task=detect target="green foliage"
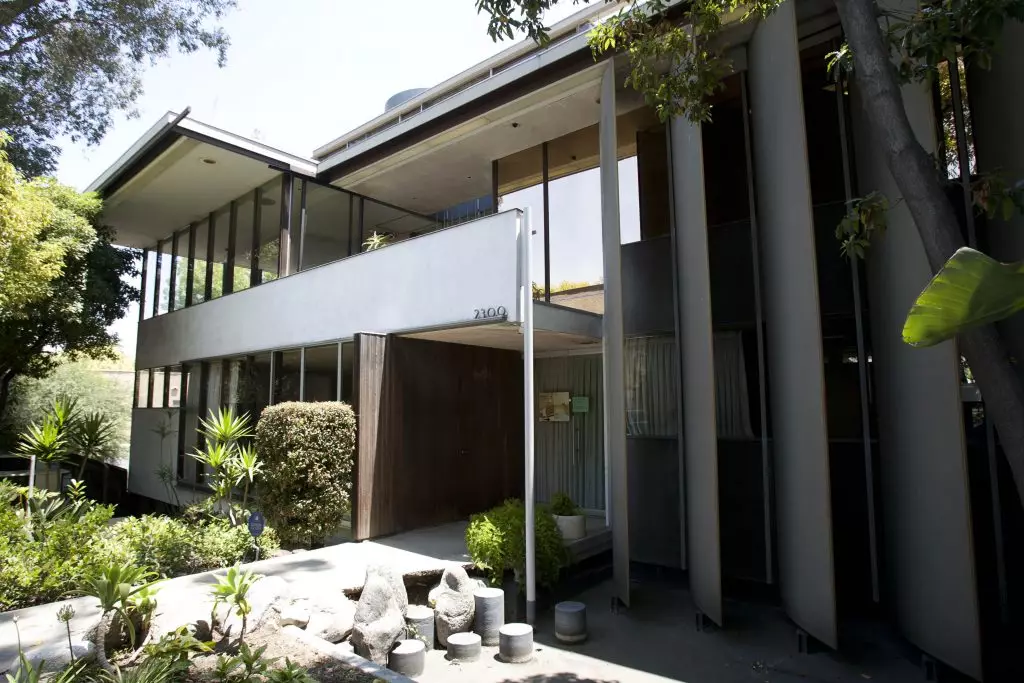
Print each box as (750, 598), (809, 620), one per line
(16, 415), (67, 464)
(265, 661), (314, 683)
(94, 655), (189, 683)
(0, 497), (117, 611)
(97, 514), (278, 579)
(255, 402), (356, 546)
(143, 625), (213, 664)
(71, 412), (117, 477)
(465, 498), (567, 589)
(0, 1), (235, 177)
(211, 644), (273, 683)
(835, 191), (893, 259)
(903, 247), (1024, 347)
(5, 653), (43, 683)
(361, 231), (393, 251)
(549, 492), (581, 517)
(190, 408), (258, 524)
(211, 565), (261, 643)
(79, 563), (161, 647)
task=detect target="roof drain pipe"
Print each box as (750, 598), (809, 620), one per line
(521, 207), (537, 625)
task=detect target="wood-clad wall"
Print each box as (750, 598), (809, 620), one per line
(353, 334), (524, 540)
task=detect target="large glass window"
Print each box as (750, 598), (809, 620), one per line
(211, 204), (231, 299)
(221, 353), (271, 421)
(151, 369), (166, 409)
(168, 369), (182, 408)
(303, 344), (339, 401)
(272, 349), (301, 403)
(341, 342), (355, 404)
(171, 230), (188, 311)
(234, 193), (255, 291)
(302, 184), (352, 270)
(135, 369), (150, 408)
(625, 336), (678, 437)
(142, 250), (157, 320)
(192, 219), (210, 305)
(549, 168), (603, 305)
(256, 177), (282, 283)
(362, 198), (434, 250)
(156, 241), (171, 315)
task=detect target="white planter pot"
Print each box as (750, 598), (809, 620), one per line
(554, 514), (586, 542)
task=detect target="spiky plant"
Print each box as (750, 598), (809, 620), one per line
(72, 412), (115, 479)
(210, 565), (261, 645)
(79, 564), (161, 672)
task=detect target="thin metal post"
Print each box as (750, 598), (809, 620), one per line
(522, 208), (537, 625)
(152, 240), (163, 317)
(298, 180), (308, 271)
(542, 142), (551, 301)
(299, 347), (306, 402)
(492, 159), (500, 215)
(225, 201), (237, 295)
(186, 224), (196, 307)
(251, 190), (261, 287)
(836, 68), (879, 603)
(279, 176), (293, 277)
(741, 71), (775, 585)
(205, 212), (215, 300)
(168, 231), (179, 312)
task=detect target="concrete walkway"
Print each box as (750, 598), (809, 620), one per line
(0, 521), (471, 672)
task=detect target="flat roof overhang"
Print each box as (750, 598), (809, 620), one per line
(88, 112), (316, 249)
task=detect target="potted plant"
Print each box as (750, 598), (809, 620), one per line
(550, 492), (586, 541)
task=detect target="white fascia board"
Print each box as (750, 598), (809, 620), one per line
(311, 1), (620, 160)
(316, 29), (595, 176)
(175, 118), (317, 176)
(86, 111), (183, 193)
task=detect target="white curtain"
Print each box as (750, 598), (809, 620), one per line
(713, 331), (755, 440)
(624, 333), (755, 440)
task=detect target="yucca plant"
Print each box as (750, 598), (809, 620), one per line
(95, 655), (188, 683)
(80, 564), (161, 672)
(235, 445), (262, 512)
(210, 565), (261, 644)
(16, 416), (67, 496)
(72, 412), (115, 479)
(198, 408), (252, 448)
(362, 231), (392, 251)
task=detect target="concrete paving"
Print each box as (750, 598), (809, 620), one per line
(415, 579), (923, 683)
(0, 521), (471, 672)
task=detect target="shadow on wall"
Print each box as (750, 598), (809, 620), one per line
(495, 675), (619, 683)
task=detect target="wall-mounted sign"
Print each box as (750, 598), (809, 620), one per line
(571, 396), (590, 414)
(539, 391), (571, 422)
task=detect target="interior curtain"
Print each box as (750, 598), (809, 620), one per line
(713, 331), (755, 440)
(625, 336), (678, 437)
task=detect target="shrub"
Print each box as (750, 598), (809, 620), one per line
(465, 498), (567, 589)
(0, 499), (117, 611)
(549, 492), (581, 517)
(98, 514), (279, 579)
(255, 402), (355, 546)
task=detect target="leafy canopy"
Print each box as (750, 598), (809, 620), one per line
(0, 0), (236, 176)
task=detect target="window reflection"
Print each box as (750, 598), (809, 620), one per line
(257, 177), (282, 283)
(303, 344), (339, 401)
(302, 184), (352, 270)
(272, 349), (301, 403)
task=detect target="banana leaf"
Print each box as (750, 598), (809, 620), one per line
(903, 247), (1024, 347)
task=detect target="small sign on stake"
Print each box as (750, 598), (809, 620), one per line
(247, 511), (265, 563)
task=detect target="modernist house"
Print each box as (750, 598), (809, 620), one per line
(88, 1), (1024, 680)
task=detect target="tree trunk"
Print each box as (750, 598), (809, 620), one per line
(77, 454), (89, 480)
(0, 369), (14, 423)
(91, 611), (116, 673)
(835, 0), (1024, 506)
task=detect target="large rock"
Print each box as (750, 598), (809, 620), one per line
(433, 566), (476, 647)
(9, 638), (95, 673)
(350, 575), (406, 665)
(305, 594), (357, 643)
(366, 564), (408, 617)
(279, 601), (311, 628)
(214, 575), (289, 637)
(429, 574), (486, 607)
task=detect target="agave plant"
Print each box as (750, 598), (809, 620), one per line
(211, 565), (261, 644)
(16, 416), (67, 494)
(362, 231), (392, 251)
(80, 564), (161, 672)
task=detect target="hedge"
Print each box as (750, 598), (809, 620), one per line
(255, 401), (356, 546)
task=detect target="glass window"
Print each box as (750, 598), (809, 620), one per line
(233, 192), (255, 292)
(192, 219), (209, 305)
(341, 342), (354, 404)
(157, 240), (172, 315)
(302, 184), (352, 270)
(171, 229), (188, 311)
(135, 369), (150, 408)
(303, 344), (339, 402)
(549, 168), (604, 308)
(168, 369), (182, 408)
(619, 156), (642, 244)
(142, 249), (157, 320)
(625, 336), (678, 437)
(151, 369), (166, 409)
(362, 198), (435, 250)
(500, 184), (545, 298)
(272, 349), (301, 403)
(210, 204), (231, 299)
(256, 177), (282, 283)
(289, 178), (302, 275)
(221, 353), (271, 422)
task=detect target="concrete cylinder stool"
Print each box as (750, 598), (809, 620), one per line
(405, 605), (435, 650)
(388, 639), (426, 677)
(445, 632), (481, 662)
(554, 601), (587, 643)
(473, 587), (505, 645)
(498, 623), (534, 663)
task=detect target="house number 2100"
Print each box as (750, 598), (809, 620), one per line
(474, 306), (507, 320)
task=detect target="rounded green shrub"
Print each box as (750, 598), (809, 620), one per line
(549, 492), (581, 517)
(465, 498), (567, 589)
(255, 401), (356, 546)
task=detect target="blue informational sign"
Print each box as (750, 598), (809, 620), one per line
(248, 511), (265, 538)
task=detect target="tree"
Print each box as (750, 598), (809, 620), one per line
(475, 0), (1024, 507)
(0, 0), (236, 177)
(0, 139), (139, 420)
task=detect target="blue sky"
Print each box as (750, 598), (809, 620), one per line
(53, 0), (635, 356)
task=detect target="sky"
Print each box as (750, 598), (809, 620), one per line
(52, 0), (633, 357)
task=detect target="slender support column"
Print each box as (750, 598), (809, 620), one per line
(138, 248), (149, 322)
(168, 232), (179, 312)
(542, 142), (551, 301)
(669, 114), (723, 627)
(749, 0), (837, 649)
(599, 59), (630, 607)
(521, 208), (537, 624)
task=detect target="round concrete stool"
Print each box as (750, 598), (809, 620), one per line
(388, 639), (426, 677)
(445, 632), (481, 662)
(498, 623), (534, 663)
(473, 587), (504, 646)
(554, 601), (587, 643)
(405, 605), (435, 650)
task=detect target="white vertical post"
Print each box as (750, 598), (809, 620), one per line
(522, 208), (537, 624)
(600, 59), (630, 607)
